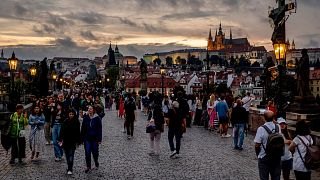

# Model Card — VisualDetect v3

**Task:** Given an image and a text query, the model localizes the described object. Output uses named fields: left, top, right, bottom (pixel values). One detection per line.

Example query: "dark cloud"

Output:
left=47, top=13, right=72, bottom=28
left=52, top=37, right=78, bottom=48
left=119, top=17, right=139, bottom=27
left=307, top=39, right=319, bottom=47
left=162, top=11, right=223, bottom=20
left=14, top=3, right=28, bottom=17
left=67, top=12, right=107, bottom=24
left=80, top=30, right=98, bottom=40
left=33, top=24, right=56, bottom=34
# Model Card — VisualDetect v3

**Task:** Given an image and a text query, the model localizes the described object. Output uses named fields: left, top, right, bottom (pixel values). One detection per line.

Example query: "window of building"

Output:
left=311, top=87, right=314, bottom=91
left=317, top=87, right=319, bottom=92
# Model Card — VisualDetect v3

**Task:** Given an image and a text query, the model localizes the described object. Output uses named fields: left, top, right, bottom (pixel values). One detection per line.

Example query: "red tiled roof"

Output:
left=125, top=74, right=177, bottom=88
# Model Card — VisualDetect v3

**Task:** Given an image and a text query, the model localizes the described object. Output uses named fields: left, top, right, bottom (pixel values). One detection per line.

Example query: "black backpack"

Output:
left=262, top=125, right=284, bottom=162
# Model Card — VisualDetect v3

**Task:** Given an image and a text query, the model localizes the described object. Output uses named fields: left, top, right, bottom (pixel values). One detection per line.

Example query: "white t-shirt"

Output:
left=254, top=122, right=280, bottom=159
left=281, top=135, right=293, bottom=161
left=292, top=135, right=313, bottom=172
left=242, top=96, right=254, bottom=112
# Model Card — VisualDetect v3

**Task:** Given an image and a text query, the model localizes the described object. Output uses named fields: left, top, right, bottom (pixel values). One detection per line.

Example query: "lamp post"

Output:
left=52, top=72, right=57, bottom=91
left=8, top=52, right=18, bottom=110
left=121, top=73, right=125, bottom=91
left=29, top=65, right=37, bottom=96
left=160, top=64, right=166, bottom=96
left=206, top=49, right=210, bottom=94
left=269, top=0, right=295, bottom=117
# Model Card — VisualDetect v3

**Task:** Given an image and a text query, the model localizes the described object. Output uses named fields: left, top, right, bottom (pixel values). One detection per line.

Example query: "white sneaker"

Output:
left=45, top=142, right=50, bottom=145
left=225, top=134, right=231, bottom=138
left=67, top=171, right=73, bottom=175
left=127, top=136, right=131, bottom=140
left=221, top=134, right=225, bottom=138
left=175, top=154, right=180, bottom=158
left=170, top=150, right=177, bottom=158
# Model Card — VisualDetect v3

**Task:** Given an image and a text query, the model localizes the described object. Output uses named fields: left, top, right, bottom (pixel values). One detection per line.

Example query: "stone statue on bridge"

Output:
left=296, top=49, right=312, bottom=97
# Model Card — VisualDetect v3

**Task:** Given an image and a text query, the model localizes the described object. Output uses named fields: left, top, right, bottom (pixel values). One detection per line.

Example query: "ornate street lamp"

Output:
left=52, top=72, right=57, bottom=91
left=160, top=65, right=166, bottom=95
left=274, top=43, right=287, bottom=64
left=7, top=52, right=18, bottom=110
left=30, top=66, right=37, bottom=77
left=121, top=73, right=125, bottom=90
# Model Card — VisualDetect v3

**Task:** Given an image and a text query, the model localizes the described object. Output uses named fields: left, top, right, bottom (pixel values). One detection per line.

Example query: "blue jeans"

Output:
left=258, top=156, right=281, bottom=180
left=168, top=129, right=182, bottom=154
left=84, top=140, right=99, bottom=169
left=64, top=147, right=75, bottom=171
left=233, top=123, right=245, bottom=148
left=52, top=124, right=63, bottom=158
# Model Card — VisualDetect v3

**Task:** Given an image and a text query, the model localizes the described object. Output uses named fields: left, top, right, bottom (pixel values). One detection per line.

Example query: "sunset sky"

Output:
left=0, top=0, right=319, bottom=59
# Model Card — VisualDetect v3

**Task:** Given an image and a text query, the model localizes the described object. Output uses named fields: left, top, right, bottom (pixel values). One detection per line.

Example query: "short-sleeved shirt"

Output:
left=292, top=135, right=313, bottom=172
left=254, top=122, right=280, bottom=159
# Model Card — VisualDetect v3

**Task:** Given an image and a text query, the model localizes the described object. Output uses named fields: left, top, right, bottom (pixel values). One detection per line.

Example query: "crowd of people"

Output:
left=5, top=90, right=105, bottom=175
left=3, top=88, right=317, bottom=179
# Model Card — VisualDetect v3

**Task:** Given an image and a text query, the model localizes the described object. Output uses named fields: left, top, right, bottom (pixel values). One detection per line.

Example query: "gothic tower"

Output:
left=107, top=43, right=116, bottom=66
left=0, top=49, right=3, bottom=59
left=291, top=39, right=295, bottom=50
left=215, top=22, right=225, bottom=50
left=207, top=29, right=214, bottom=51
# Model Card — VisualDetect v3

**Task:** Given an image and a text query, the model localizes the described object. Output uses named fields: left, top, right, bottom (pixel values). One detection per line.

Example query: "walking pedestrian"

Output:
left=118, top=96, right=125, bottom=119
left=58, top=109, right=81, bottom=175
left=29, top=104, right=45, bottom=161
left=124, top=93, right=136, bottom=139
left=44, top=96, right=55, bottom=145
left=52, top=101, right=65, bottom=162
left=289, top=120, right=313, bottom=180
left=207, top=94, right=216, bottom=131
left=230, top=99, right=247, bottom=150
left=8, top=104, right=28, bottom=165
left=167, top=101, right=186, bottom=158
left=148, top=98, right=164, bottom=156
left=254, top=110, right=282, bottom=180
left=81, top=105, right=102, bottom=173
left=277, top=117, right=293, bottom=180
left=215, top=96, right=230, bottom=137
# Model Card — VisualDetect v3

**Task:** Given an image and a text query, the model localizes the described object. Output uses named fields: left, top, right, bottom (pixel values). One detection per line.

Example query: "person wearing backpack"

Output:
left=289, top=120, right=313, bottom=180
left=254, top=110, right=284, bottom=180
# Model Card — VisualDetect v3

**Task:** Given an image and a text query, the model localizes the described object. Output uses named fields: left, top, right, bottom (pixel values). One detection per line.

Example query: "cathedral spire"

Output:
left=207, top=29, right=214, bottom=51
left=115, top=43, right=119, bottom=53
left=208, top=29, right=213, bottom=40
left=292, top=39, right=295, bottom=49
left=230, top=28, right=232, bottom=40
left=1, top=49, right=3, bottom=59
left=218, top=22, right=223, bottom=35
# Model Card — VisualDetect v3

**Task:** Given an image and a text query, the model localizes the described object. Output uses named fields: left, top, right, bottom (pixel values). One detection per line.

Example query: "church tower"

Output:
left=207, top=29, right=214, bottom=51
left=0, top=49, right=3, bottom=59
left=215, top=22, right=225, bottom=50
left=107, top=43, right=116, bottom=66
left=291, top=39, right=295, bottom=50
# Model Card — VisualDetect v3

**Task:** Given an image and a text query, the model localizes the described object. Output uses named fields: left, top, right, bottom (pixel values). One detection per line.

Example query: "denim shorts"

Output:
left=281, top=159, right=293, bottom=170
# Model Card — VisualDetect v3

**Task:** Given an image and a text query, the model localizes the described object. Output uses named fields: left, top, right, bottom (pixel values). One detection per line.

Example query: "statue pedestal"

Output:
left=286, top=95, right=320, bottom=131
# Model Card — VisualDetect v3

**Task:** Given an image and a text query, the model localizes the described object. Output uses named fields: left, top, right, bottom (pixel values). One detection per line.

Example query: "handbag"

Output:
left=146, top=111, right=156, bottom=133
left=146, top=119, right=156, bottom=133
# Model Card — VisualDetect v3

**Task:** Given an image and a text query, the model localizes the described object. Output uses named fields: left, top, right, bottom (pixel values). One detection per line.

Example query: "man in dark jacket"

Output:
left=167, top=101, right=186, bottom=158
left=230, top=99, right=247, bottom=150
left=124, top=93, right=136, bottom=139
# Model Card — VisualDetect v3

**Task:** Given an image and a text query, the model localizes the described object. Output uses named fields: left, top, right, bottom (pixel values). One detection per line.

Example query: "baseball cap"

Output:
left=172, top=101, right=179, bottom=108
left=277, top=117, right=286, bottom=124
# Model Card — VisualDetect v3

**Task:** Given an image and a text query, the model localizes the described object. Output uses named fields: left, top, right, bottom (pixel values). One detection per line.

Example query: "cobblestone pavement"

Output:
left=1, top=108, right=320, bottom=180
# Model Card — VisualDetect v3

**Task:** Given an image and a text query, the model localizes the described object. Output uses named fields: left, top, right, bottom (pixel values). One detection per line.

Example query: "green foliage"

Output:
left=153, top=58, right=161, bottom=66
left=165, top=56, right=173, bottom=66
left=39, top=58, right=49, bottom=97
left=106, top=67, right=119, bottom=89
